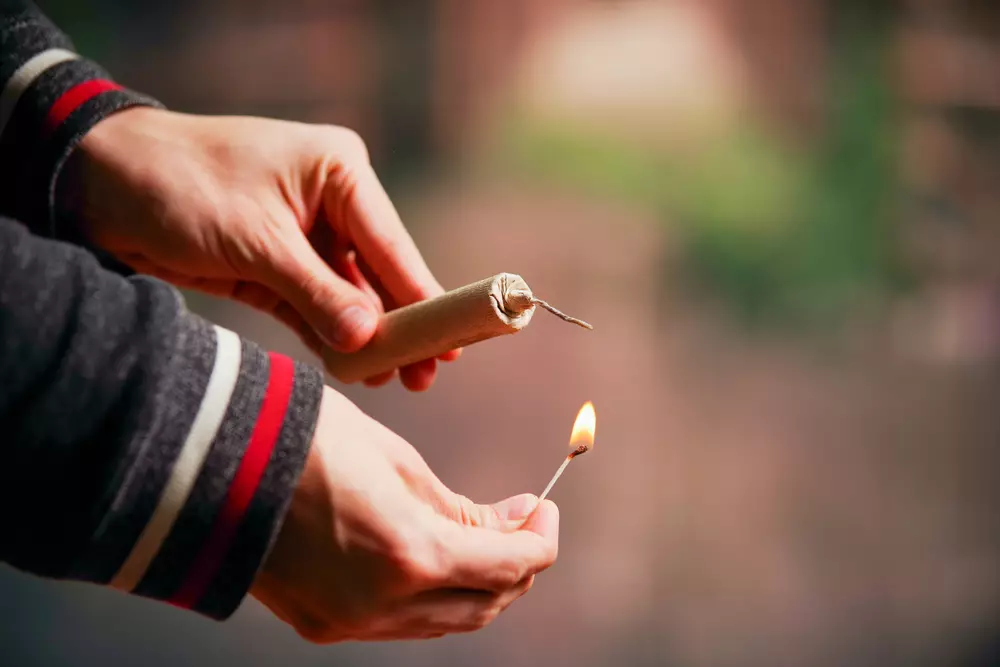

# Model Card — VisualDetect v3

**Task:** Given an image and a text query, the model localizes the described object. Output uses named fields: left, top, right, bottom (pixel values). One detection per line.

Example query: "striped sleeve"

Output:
left=0, top=217, right=323, bottom=620
left=0, top=0, right=160, bottom=236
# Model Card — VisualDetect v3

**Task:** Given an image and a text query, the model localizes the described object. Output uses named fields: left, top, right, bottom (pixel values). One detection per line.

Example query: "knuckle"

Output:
left=323, top=162, right=362, bottom=227
left=367, top=225, right=408, bottom=261
left=327, top=126, right=369, bottom=164
left=494, top=563, right=522, bottom=589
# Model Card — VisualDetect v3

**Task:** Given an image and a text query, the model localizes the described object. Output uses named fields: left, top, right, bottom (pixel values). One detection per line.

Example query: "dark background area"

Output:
left=4, top=1, right=1000, bottom=665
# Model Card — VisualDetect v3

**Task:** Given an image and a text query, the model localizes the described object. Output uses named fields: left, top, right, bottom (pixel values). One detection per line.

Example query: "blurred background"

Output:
left=4, top=0, right=1000, bottom=665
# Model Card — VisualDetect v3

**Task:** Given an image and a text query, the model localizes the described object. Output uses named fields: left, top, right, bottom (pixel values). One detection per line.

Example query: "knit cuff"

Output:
left=69, top=315, right=322, bottom=620
left=0, top=12, right=161, bottom=235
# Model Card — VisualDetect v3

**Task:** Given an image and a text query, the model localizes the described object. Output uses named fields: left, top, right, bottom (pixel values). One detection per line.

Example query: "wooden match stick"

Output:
left=322, top=273, right=592, bottom=383
left=538, top=401, right=595, bottom=502
left=538, top=445, right=590, bottom=502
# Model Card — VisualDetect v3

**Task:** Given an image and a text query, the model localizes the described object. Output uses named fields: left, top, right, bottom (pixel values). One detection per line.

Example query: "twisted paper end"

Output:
left=497, top=274, right=593, bottom=330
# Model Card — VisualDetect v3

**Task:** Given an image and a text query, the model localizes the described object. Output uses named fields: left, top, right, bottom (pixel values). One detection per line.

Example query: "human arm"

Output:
left=1, top=0, right=459, bottom=390
left=0, top=0, right=159, bottom=238
left=63, top=109, right=460, bottom=390
left=255, top=388, right=560, bottom=641
left=0, top=217, right=559, bottom=635
left=0, top=215, right=322, bottom=619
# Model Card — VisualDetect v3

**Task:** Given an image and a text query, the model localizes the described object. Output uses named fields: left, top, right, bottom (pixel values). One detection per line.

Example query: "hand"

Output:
left=63, top=107, right=459, bottom=390
left=251, top=388, right=559, bottom=642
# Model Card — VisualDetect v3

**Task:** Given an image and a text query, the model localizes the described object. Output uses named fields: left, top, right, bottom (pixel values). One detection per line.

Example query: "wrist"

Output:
left=55, top=106, right=168, bottom=237
left=250, top=387, right=334, bottom=603
left=76, top=105, right=168, bottom=159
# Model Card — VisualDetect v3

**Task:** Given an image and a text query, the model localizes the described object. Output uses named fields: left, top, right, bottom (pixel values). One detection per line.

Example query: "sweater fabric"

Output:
left=0, top=0, right=322, bottom=621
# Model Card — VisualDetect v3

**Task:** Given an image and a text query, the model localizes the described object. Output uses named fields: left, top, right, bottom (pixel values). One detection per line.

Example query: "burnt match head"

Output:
left=538, top=402, right=597, bottom=503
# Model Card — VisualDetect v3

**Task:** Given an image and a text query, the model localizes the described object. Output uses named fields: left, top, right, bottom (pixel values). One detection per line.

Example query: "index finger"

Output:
left=326, top=162, right=445, bottom=308
left=353, top=252, right=462, bottom=382
left=441, top=500, right=559, bottom=591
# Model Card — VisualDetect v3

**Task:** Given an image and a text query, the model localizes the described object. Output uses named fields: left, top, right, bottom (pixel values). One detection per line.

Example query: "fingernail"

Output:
left=494, top=494, right=539, bottom=521
left=332, top=305, right=375, bottom=349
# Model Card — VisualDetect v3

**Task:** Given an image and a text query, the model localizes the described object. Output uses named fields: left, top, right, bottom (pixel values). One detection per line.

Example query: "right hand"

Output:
left=251, top=388, right=559, bottom=642
left=67, top=109, right=460, bottom=391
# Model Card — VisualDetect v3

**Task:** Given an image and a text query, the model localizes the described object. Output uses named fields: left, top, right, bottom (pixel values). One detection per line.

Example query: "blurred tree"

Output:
left=501, top=1, right=912, bottom=333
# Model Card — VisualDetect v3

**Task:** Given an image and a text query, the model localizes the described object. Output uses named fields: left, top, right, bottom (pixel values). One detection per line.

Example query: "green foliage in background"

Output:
left=38, top=0, right=118, bottom=60
left=502, top=20, right=909, bottom=330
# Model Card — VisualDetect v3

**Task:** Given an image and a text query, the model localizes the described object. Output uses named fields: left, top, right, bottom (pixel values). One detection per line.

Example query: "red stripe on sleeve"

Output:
left=44, top=79, right=121, bottom=134
left=168, top=353, right=296, bottom=610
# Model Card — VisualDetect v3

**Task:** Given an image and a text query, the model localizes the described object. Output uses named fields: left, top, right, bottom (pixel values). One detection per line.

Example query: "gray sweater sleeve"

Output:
left=0, top=0, right=160, bottom=240
left=0, top=217, right=323, bottom=620
left=0, top=3, right=324, bottom=620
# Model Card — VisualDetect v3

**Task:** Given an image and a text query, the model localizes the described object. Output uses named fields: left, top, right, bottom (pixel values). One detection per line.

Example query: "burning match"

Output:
left=538, top=401, right=596, bottom=502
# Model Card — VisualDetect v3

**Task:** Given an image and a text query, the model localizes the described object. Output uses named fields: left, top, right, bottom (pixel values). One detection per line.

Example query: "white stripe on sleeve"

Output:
left=110, top=326, right=243, bottom=592
left=0, top=48, right=78, bottom=138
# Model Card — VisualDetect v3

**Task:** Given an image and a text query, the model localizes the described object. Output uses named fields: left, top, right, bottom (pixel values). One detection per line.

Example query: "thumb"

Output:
left=491, top=494, right=541, bottom=530
left=442, top=499, right=559, bottom=591
left=263, top=234, right=378, bottom=352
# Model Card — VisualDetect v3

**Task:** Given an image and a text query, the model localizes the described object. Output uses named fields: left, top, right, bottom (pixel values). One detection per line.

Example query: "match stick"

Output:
left=538, top=446, right=590, bottom=502
left=537, top=402, right=596, bottom=502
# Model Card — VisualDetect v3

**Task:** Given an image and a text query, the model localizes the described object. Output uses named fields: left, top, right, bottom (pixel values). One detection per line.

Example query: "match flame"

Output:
left=569, top=401, right=596, bottom=456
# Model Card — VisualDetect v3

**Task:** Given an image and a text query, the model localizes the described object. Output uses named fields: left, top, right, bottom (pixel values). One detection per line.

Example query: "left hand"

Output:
left=62, top=107, right=459, bottom=391
left=252, top=387, right=559, bottom=642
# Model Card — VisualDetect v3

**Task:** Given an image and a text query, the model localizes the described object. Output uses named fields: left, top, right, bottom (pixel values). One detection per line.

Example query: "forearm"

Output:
left=0, top=216, right=322, bottom=619
left=0, top=0, right=158, bottom=238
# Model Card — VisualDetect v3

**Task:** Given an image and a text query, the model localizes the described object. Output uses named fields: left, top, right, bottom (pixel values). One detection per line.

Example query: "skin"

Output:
left=65, top=107, right=460, bottom=391
left=64, top=108, right=559, bottom=640
left=254, top=389, right=559, bottom=642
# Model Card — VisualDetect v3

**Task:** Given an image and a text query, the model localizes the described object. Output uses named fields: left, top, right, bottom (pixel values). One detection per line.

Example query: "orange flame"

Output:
left=569, top=401, right=596, bottom=456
